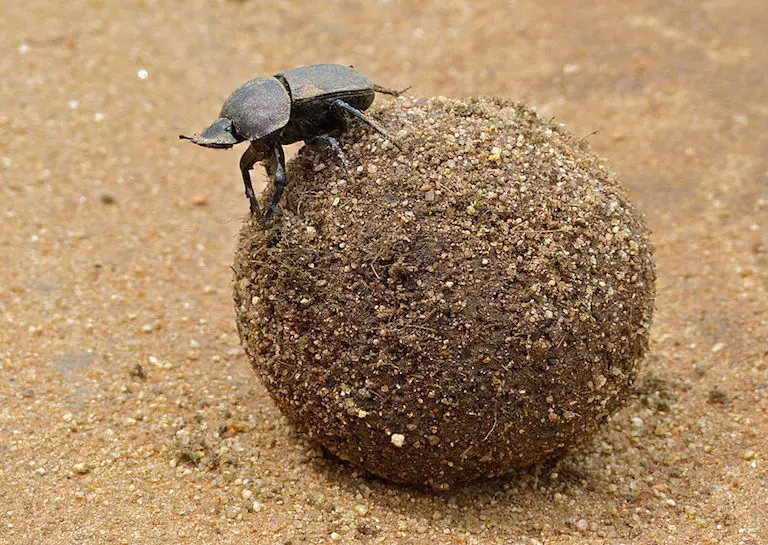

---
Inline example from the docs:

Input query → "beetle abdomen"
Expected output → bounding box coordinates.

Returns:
[220,77,291,142]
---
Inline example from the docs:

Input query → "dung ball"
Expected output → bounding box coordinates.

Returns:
[233,97,655,488]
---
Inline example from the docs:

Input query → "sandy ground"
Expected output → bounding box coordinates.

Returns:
[0,1,766,544]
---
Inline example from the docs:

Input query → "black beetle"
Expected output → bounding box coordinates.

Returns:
[180,64,405,224]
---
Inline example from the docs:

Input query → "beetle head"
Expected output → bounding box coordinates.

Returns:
[179,118,242,148]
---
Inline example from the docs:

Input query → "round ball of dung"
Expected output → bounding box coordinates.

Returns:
[233,96,656,488]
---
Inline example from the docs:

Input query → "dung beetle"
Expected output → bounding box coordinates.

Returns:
[180,64,406,224]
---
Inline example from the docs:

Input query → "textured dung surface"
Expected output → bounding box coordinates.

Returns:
[233,97,655,487]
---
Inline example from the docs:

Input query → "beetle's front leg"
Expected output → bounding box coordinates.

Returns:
[263,145,287,225]
[239,144,264,220]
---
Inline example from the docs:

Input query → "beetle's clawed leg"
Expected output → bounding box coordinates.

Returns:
[239,145,264,221]
[305,135,351,177]
[373,84,412,97]
[263,145,287,226]
[330,99,404,153]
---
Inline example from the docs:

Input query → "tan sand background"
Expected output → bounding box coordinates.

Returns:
[1,1,766,543]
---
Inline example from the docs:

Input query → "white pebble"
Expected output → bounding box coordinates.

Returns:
[137,69,149,80]
[390,433,405,448]
[563,63,581,75]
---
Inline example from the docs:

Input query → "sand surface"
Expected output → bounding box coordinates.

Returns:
[1,1,766,544]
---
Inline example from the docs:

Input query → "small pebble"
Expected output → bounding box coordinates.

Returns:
[100,191,117,205]
[708,387,728,405]
[73,463,89,475]
[575,518,589,531]
[390,433,405,448]
[226,505,240,519]
[563,63,581,75]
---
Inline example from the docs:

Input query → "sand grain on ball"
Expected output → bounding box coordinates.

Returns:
[233,97,655,488]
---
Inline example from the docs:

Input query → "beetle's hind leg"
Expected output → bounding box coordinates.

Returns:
[239,145,264,220]
[330,99,403,152]
[305,135,351,177]
[263,145,287,226]
[373,84,411,97]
